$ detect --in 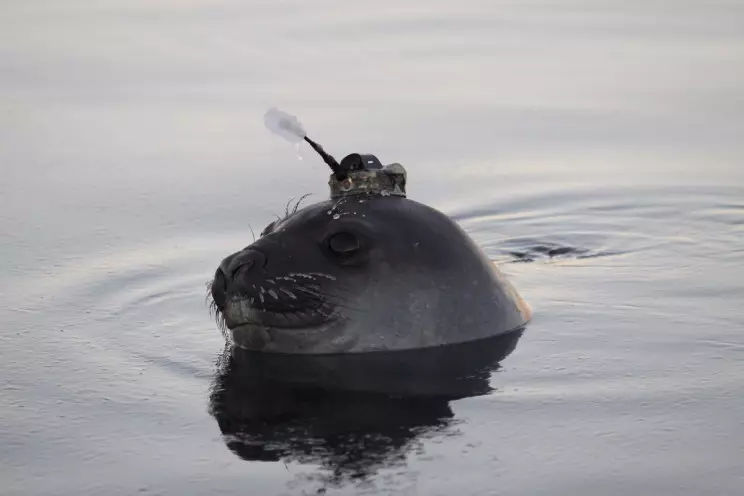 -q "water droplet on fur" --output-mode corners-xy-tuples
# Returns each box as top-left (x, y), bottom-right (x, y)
(332, 213), (340, 220)
(358, 199), (365, 203)
(380, 190), (390, 196)
(327, 210), (332, 215)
